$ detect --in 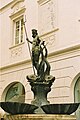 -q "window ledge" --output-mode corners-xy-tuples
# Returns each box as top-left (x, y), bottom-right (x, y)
(9, 42), (25, 49)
